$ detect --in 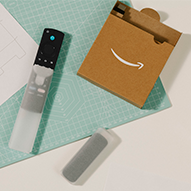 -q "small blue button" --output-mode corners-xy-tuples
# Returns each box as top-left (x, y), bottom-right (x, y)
(50, 35), (55, 41)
